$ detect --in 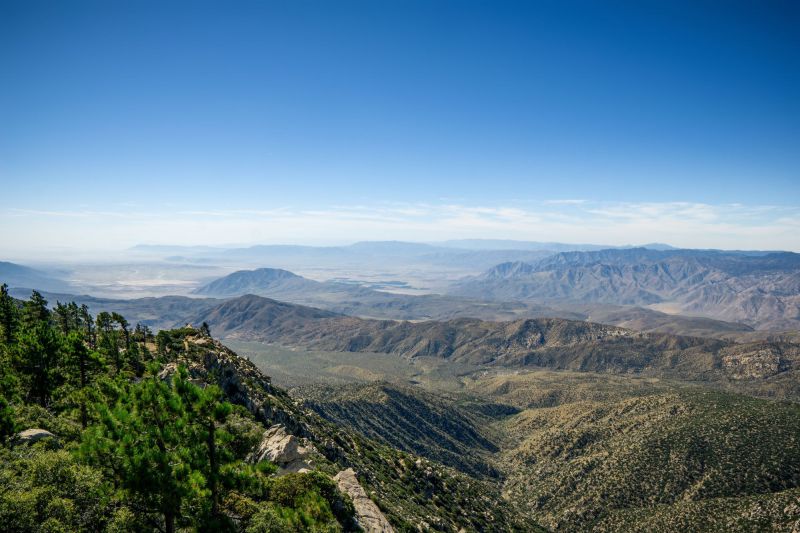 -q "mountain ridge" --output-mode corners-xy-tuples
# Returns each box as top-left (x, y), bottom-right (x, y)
(452, 248), (800, 329)
(188, 295), (800, 399)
